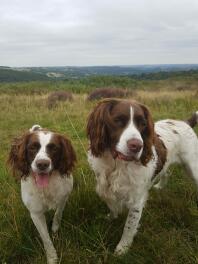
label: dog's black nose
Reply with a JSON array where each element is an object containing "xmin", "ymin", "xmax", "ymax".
[
  {"xmin": 127, "ymin": 139, "xmax": 143, "ymax": 153},
  {"xmin": 36, "ymin": 159, "xmax": 50, "ymax": 171}
]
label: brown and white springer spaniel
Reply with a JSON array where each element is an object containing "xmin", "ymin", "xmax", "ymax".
[
  {"xmin": 87, "ymin": 99, "xmax": 198, "ymax": 255},
  {"xmin": 8, "ymin": 125, "xmax": 76, "ymax": 264}
]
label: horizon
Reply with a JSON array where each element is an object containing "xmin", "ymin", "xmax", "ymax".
[{"xmin": 2, "ymin": 63, "xmax": 198, "ymax": 68}]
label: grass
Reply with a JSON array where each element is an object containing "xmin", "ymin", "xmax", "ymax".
[{"xmin": 0, "ymin": 88, "xmax": 198, "ymax": 263}]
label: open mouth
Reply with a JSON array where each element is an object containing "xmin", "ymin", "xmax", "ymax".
[
  {"xmin": 33, "ymin": 172, "xmax": 50, "ymax": 188},
  {"xmin": 113, "ymin": 150, "xmax": 138, "ymax": 162}
]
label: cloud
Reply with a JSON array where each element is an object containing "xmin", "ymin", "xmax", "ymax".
[{"xmin": 0, "ymin": 0, "xmax": 198, "ymax": 66}]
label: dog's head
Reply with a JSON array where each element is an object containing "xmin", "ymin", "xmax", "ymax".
[
  {"xmin": 8, "ymin": 125, "xmax": 76, "ymax": 187},
  {"xmin": 87, "ymin": 99, "xmax": 154, "ymax": 165}
]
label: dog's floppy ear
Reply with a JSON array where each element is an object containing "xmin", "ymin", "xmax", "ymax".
[
  {"xmin": 139, "ymin": 104, "xmax": 155, "ymax": 165},
  {"xmin": 87, "ymin": 99, "xmax": 118, "ymax": 157},
  {"xmin": 58, "ymin": 135, "xmax": 76, "ymax": 175},
  {"xmin": 8, "ymin": 132, "xmax": 31, "ymax": 178}
]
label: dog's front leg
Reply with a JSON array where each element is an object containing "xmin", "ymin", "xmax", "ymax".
[
  {"xmin": 114, "ymin": 202, "xmax": 144, "ymax": 255},
  {"xmin": 31, "ymin": 212, "xmax": 58, "ymax": 264},
  {"xmin": 52, "ymin": 196, "xmax": 68, "ymax": 233}
]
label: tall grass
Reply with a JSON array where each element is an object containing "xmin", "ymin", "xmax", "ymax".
[{"xmin": 0, "ymin": 89, "xmax": 197, "ymax": 263}]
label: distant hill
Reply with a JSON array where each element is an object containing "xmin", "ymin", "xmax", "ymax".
[
  {"xmin": 0, "ymin": 67, "xmax": 50, "ymax": 82},
  {"xmin": 26, "ymin": 64, "xmax": 198, "ymax": 78},
  {"xmin": 1, "ymin": 64, "xmax": 198, "ymax": 82}
]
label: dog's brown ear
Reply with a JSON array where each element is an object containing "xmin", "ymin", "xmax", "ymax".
[
  {"xmin": 139, "ymin": 104, "xmax": 155, "ymax": 165},
  {"xmin": 7, "ymin": 132, "xmax": 31, "ymax": 178},
  {"xmin": 87, "ymin": 99, "xmax": 118, "ymax": 157},
  {"xmin": 58, "ymin": 135, "xmax": 76, "ymax": 175}
]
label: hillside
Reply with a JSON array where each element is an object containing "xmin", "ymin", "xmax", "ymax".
[
  {"xmin": 25, "ymin": 64, "xmax": 198, "ymax": 78},
  {"xmin": 1, "ymin": 64, "xmax": 198, "ymax": 82},
  {"xmin": 0, "ymin": 67, "xmax": 50, "ymax": 82}
]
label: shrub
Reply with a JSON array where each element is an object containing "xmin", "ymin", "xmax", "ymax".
[
  {"xmin": 47, "ymin": 91, "xmax": 73, "ymax": 108},
  {"xmin": 87, "ymin": 87, "xmax": 130, "ymax": 101}
]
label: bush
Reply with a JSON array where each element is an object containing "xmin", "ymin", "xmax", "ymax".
[
  {"xmin": 47, "ymin": 91, "xmax": 73, "ymax": 108},
  {"xmin": 87, "ymin": 87, "xmax": 130, "ymax": 101}
]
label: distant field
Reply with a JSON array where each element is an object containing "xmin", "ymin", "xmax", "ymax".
[{"xmin": 0, "ymin": 85, "xmax": 198, "ymax": 263}]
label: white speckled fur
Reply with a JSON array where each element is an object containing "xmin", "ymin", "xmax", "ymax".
[{"xmin": 88, "ymin": 119, "xmax": 198, "ymax": 255}]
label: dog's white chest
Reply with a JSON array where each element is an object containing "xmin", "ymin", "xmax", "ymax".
[
  {"xmin": 36, "ymin": 186, "xmax": 60, "ymax": 210},
  {"xmin": 92, "ymin": 158, "xmax": 153, "ymax": 214},
  {"xmin": 21, "ymin": 173, "xmax": 73, "ymax": 213}
]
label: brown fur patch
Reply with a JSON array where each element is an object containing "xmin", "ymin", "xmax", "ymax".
[
  {"xmin": 51, "ymin": 134, "xmax": 77, "ymax": 175},
  {"xmin": 166, "ymin": 121, "xmax": 175, "ymax": 125},
  {"xmin": 153, "ymin": 135, "xmax": 167, "ymax": 176},
  {"xmin": 186, "ymin": 112, "xmax": 198, "ymax": 128},
  {"xmin": 172, "ymin": 129, "xmax": 179, "ymax": 134},
  {"xmin": 7, "ymin": 132, "xmax": 34, "ymax": 179},
  {"xmin": 137, "ymin": 104, "xmax": 154, "ymax": 165},
  {"xmin": 87, "ymin": 99, "xmax": 120, "ymax": 156}
]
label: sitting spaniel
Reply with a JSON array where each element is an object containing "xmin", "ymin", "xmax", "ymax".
[
  {"xmin": 87, "ymin": 99, "xmax": 198, "ymax": 255},
  {"xmin": 8, "ymin": 125, "xmax": 76, "ymax": 264}
]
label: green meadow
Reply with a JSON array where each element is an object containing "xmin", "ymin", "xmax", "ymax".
[{"xmin": 0, "ymin": 77, "xmax": 198, "ymax": 263}]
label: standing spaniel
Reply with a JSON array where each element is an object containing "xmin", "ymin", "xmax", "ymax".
[
  {"xmin": 87, "ymin": 99, "xmax": 198, "ymax": 255},
  {"xmin": 8, "ymin": 125, "xmax": 76, "ymax": 264}
]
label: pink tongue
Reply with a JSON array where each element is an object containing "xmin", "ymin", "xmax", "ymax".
[
  {"xmin": 118, "ymin": 153, "xmax": 126, "ymax": 160},
  {"xmin": 117, "ymin": 152, "xmax": 135, "ymax": 161},
  {"xmin": 35, "ymin": 173, "xmax": 49, "ymax": 188}
]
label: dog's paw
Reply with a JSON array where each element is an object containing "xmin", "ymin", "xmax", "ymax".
[
  {"xmin": 153, "ymin": 183, "xmax": 163, "ymax": 190},
  {"xmin": 52, "ymin": 219, "xmax": 60, "ymax": 233},
  {"xmin": 105, "ymin": 212, "xmax": 118, "ymax": 221},
  {"xmin": 47, "ymin": 257, "xmax": 58, "ymax": 264},
  {"xmin": 114, "ymin": 243, "xmax": 129, "ymax": 256},
  {"xmin": 47, "ymin": 249, "xmax": 58, "ymax": 264}
]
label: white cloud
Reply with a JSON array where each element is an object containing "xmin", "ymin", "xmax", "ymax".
[{"xmin": 0, "ymin": 0, "xmax": 198, "ymax": 66}]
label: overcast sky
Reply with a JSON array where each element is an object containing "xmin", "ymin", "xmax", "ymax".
[{"xmin": 1, "ymin": 0, "xmax": 198, "ymax": 66}]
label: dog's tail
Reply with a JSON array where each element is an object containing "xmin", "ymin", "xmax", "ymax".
[{"xmin": 186, "ymin": 111, "xmax": 198, "ymax": 128}]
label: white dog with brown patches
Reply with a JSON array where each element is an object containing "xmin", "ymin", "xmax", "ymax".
[
  {"xmin": 8, "ymin": 125, "xmax": 76, "ymax": 264},
  {"xmin": 87, "ymin": 99, "xmax": 198, "ymax": 255}
]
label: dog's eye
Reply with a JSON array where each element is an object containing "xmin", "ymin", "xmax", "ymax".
[
  {"xmin": 136, "ymin": 116, "xmax": 147, "ymax": 127},
  {"xmin": 28, "ymin": 142, "xmax": 40, "ymax": 152},
  {"xmin": 47, "ymin": 143, "xmax": 59, "ymax": 152},
  {"xmin": 114, "ymin": 116, "xmax": 128, "ymax": 127}
]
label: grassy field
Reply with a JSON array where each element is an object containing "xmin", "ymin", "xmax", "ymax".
[{"xmin": 0, "ymin": 87, "xmax": 198, "ymax": 264}]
